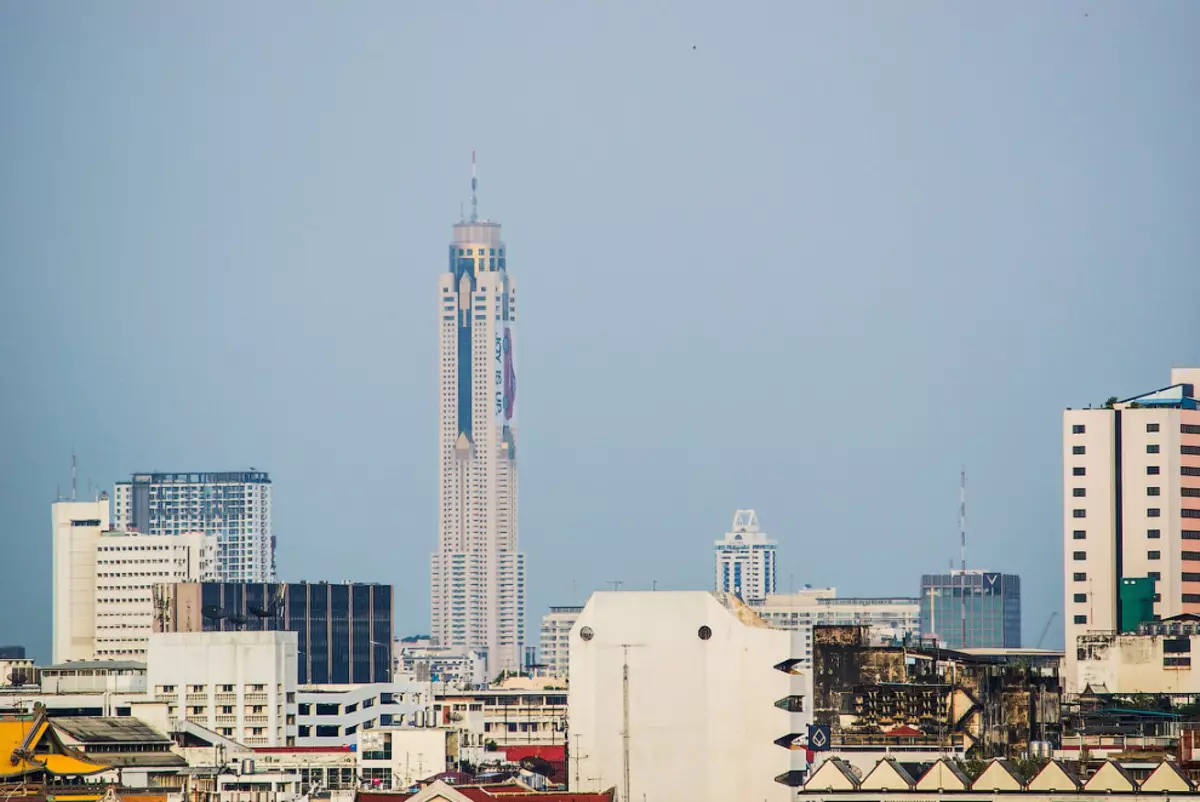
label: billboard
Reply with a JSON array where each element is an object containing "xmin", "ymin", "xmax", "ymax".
[{"xmin": 495, "ymin": 323, "xmax": 516, "ymax": 427}]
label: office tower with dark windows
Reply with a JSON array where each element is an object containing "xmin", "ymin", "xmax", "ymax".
[
  {"xmin": 431, "ymin": 161, "xmax": 525, "ymax": 676},
  {"xmin": 114, "ymin": 471, "xmax": 274, "ymax": 582},
  {"xmin": 153, "ymin": 581, "xmax": 392, "ymax": 684},
  {"xmin": 919, "ymin": 571, "xmax": 1021, "ymax": 649}
]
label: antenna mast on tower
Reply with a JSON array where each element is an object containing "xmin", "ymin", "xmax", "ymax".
[
  {"xmin": 71, "ymin": 451, "xmax": 77, "ymax": 502},
  {"xmin": 959, "ymin": 468, "xmax": 967, "ymax": 647},
  {"xmin": 470, "ymin": 150, "xmax": 478, "ymax": 223}
]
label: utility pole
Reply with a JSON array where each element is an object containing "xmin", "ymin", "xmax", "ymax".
[
  {"xmin": 571, "ymin": 733, "xmax": 588, "ymax": 791},
  {"xmin": 619, "ymin": 644, "xmax": 645, "ymax": 802}
]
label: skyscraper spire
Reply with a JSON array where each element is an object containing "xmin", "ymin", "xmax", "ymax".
[{"xmin": 470, "ymin": 150, "xmax": 478, "ymax": 223}]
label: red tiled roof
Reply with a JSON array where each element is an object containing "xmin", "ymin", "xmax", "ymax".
[{"xmin": 498, "ymin": 746, "xmax": 565, "ymax": 763}]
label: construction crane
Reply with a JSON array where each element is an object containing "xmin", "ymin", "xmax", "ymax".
[{"xmin": 1036, "ymin": 611, "xmax": 1058, "ymax": 649}]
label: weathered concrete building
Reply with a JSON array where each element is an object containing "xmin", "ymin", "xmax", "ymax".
[
  {"xmin": 811, "ymin": 626, "xmax": 1061, "ymax": 765},
  {"xmin": 1077, "ymin": 614, "xmax": 1200, "ymax": 696}
]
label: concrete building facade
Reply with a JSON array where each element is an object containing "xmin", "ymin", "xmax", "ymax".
[
  {"xmin": 714, "ymin": 509, "xmax": 777, "ymax": 604},
  {"xmin": 431, "ymin": 190, "xmax": 525, "ymax": 676},
  {"xmin": 52, "ymin": 496, "xmax": 216, "ymax": 663},
  {"xmin": 1063, "ymin": 368, "xmax": 1200, "ymax": 691},
  {"xmin": 114, "ymin": 471, "xmax": 274, "ymax": 583},
  {"xmin": 296, "ymin": 682, "xmax": 431, "ymax": 746},
  {"xmin": 147, "ymin": 631, "xmax": 298, "ymax": 747},
  {"xmin": 538, "ymin": 606, "xmax": 583, "ymax": 679},
  {"xmin": 569, "ymin": 591, "xmax": 809, "ymax": 802}
]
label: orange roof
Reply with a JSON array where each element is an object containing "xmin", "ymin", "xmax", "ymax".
[{"xmin": 0, "ymin": 719, "xmax": 110, "ymax": 780}]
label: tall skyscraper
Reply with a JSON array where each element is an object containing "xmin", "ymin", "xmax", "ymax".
[
  {"xmin": 1062, "ymin": 367, "xmax": 1200, "ymax": 691},
  {"xmin": 919, "ymin": 571, "xmax": 1021, "ymax": 649},
  {"xmin": 114, "ymin": 471, "xmax": 274, "ymax": 582},
  {"xmin": 432, "ymin": 163, "xmax": 525, "ymax": 676},
  {"xmin": 713, "ymin": 509, "xmax": 777, "ymax": 604}
]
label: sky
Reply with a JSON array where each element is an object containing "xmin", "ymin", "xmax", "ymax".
[{"xmin": 1, "ymin": 2, "xmax": 1198, "ymax": 661}]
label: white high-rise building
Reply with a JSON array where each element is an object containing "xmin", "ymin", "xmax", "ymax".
[
  {"xmin": 539, "ymin": 605, "xmax": 583, "ymax": 679},
  {"xmin": 714, "ymin": 509, "xmax": 777, "ymax": 604},
  {"xmin": 52, "ymin": 495, "xmax": 216, "ymax": 663},
  {"xmin": 1062, "ymin": 367, "xmax": 1200, "ymax": 692},
  {"xmin": 113, "ymin": 471, "xmax": 273, "ymax": 582},
  {"xmin": 431, "ymin": 170, "xmax": 525, "ymax": 677}
]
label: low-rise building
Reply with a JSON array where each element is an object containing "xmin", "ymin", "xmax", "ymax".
[
  {"xmin": 750, "ymin": 589, "xmax": 921, "ymax": 666},
  {"xmin": 53, "ymin": 716, "xmax": 188, "ymax": 790},
  {"xmin": 570, "ymin": 591, "xmax": 809, "ymax": 802},
  {"xmin": 297, "ymin": 682, "xmax": 432, "ymax": 746},
  {"xmin": 435, "ymin": 688, "xmax": 566, "ymax": 750},
  {"xmin": 358, "ymin": 728, "xmax": 452, "ymax": 790},
  {"xmin": 398, "ymin": 641, "xmax": 486, "ymax": 690},
  {"xmin": 1076, "ymin": 615, "xmax": 1200, "ymax": 696},
  {"xmin": 147, "ymin": 631, "xmax": 298, "ymax": 747}
]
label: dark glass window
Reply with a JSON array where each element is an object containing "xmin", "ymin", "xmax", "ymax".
[
  {"xmin": 1073, "ymin": 593, "xmax": 1087, "ymax": 603},
  {"xmin": 1073, "ymin": 552, "xmax": 1087, "ymax": 561},
  {"xmin": 1072, "ymin": 424, "xmax": 1086, "ymax": 434},
  {"xmin": 1148, "ymin": 487, "xmax": 1161, "ymax": 496},
  {"xmin": 1073, "ymin": 488, "xmax": 1087, "ymax": 497},
  {"xmin": 1073, "ymin": 446, "xmax": 1086, "ymax": 455},
  {"xmin": 1147, "ymin": 444, "xmax": 1160, "ymax": 454},
  {"xmin": 1149, "ymin": 529, "xmax": 1161, "ymax": 539},
  {"xmin": 316, "ymin": 726, "xmax": 339, "ymax": 738},
  {"xmin": 1073, "ymin": 531, "xmax": 1086, "ymax": 540},
  {"xmin": 1148, "ymin": 508, "xmax": 1161, "ymax": 518},
  {"xmin": 330, "ymin": 586, "xmax": 350, "ymax": 684},
  {"xmin": 1073, "ymin": 509, "xmax": 1087, "ymax": 518},
  {"xmin": 1074, "ymin": 615, "xmax": 1087, "ymax": 624},
  {"xmin": 1148, "ymin": 466, "xmax": 1161, "ymax": 475},
  {"xmin": 1147, "ymin": 423, "xmax": 1160, "ymax": 433},
  {"xmin": 1149, "ymin": 551, "xmax": 1162, "ymax": 560},
  {"xmin": 1073, "ymin": 572, "xmax": 1087, "ymax": 581},
  {"xmin": 1073, "ymin": 467, "xmax": 1086, "ymax": 476},
  {"xmin": 352, "ymin": 584, "xmax": 371, "ymax": 683},
  {"xmin": 308, "ymin": 585, "xmax": 329, "ymax": 684}
]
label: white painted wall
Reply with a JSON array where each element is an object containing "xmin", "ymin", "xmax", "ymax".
[
  {"xmin": 52, "ymin": 498, "xmax": 110, "ymax": 663},
  {"xmin": 147, "ymin": 631, "xmax": 298, "ymax": 747},
  {"xmin": 570, "ymin": 591, "xmax": 808, "ymax": 802}
]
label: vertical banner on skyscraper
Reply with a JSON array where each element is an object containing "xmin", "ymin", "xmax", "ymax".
[{"xmin": 495, "ymin": 323, "xmax": 516, "ymax": 428}]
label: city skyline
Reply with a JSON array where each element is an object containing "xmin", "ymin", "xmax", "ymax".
[{"xmin": 3, "ymin": 4, "xmax": 1199, "ymax": 661}]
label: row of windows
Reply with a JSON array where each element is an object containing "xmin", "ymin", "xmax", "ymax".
[
  {"xmin": 1072, "ymin": 444, "xmax": 1200, "ymax": 456},
  {"xmin": 1074, "ymin": 423, "xmax": 1200, "ymax": 434}
]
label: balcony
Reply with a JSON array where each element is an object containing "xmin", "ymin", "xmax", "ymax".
[{"xmin": 244, "ymin": 693, "xmax": 268, "ymax": 703}]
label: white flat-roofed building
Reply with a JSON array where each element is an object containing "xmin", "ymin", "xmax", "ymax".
[
  {"xmin": 751, "ymin": 589, "xmax": 920, "ymax": 667},
  {"xmin": 296, "ymin": 682, "xmax": 432, "ymax": 747},
  {"xmin": 147, "ymin": 631, "xmax": 298, "ymax": 747}
]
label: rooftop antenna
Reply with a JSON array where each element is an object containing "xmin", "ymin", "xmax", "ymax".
[
  {"xmin": 959, "ymin": 468, "xmax": 967, "ymax": 647},
  {"xmin": 71, "ymin": 451, "xmax": 77, "ymax": 502},
  {"xmin": 470, "ymin": 150, "xmax": 478, "ymax": 223}
]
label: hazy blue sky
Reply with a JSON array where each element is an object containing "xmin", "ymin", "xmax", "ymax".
[{"xmin": 2, "ymin": 3, "xmax": 1198, "ymax": 660}]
